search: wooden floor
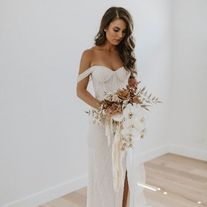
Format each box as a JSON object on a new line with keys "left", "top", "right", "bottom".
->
{"left": 39, "top": 153, "right": 207, "bottom": 207}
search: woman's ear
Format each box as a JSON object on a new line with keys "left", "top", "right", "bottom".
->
{"left": 104, "top": 25, "right": 109, "bottom": 32}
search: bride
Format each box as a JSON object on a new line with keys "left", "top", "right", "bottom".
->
{"left": 76, "top": 6, "right": 147, "bottom": 207}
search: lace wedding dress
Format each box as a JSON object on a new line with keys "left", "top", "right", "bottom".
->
{"left": 77, "top": 65, "right": 147, "bottom": 207}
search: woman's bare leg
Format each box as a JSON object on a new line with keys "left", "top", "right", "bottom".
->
{"left": 122, "top": 170, "right": 129, "bottom": 207}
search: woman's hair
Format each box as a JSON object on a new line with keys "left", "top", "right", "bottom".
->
{"left": 94, "top": 7, "right": 136, "bottom": 74}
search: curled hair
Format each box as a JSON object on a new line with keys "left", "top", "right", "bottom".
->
{"left": 94, "top": 7, "right": 137, "bottom": 75}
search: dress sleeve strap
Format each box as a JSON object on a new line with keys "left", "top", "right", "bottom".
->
{"left": 77, "top": 67, "right": 94, "bottom": 83}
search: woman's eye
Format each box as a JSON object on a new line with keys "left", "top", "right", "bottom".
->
{"left": 114, "top": 29, "right": 126, "bottom": 35}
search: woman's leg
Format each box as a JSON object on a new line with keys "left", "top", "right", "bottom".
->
{"left": 122, "top": 170, "right": 129, "bottom": 207}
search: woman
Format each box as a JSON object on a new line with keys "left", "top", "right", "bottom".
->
{"left": 76, "top": 7, "right": 146, "bottom": 207}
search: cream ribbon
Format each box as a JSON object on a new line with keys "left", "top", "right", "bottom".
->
{"left": 104, "top": 118, "right": 126, "bottom": 192}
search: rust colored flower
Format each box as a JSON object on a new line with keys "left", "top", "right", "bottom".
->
{"left": 116, "top": 88, "right": 130, "bottom": 100}
{"left": 106, "top": 102, "right": 122, "bottom": 115}
{"left": 132, "top": 96, "right": 142, "bottom": 104}
{"left": 128, "top": 77, "right": 138, "bottom": 89}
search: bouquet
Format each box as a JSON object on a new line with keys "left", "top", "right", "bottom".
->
{"left": 86, "top": 75, "right": 162, "bottom": 191}
{"left": 87, "top": 76, "right": 162, "bottom": 151}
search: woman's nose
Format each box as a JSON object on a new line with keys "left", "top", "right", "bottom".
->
{"left": 118, "top": 32, "right": 123, "bottom": 39}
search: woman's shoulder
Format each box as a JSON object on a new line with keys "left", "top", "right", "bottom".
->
{"left": 81, "top": 47, "right": 95, "bottom": 60}
{"left": 80, "top": 46, "right": 100, "bottom": 66}
{"left": 81, "top": 47, "right": 94, "bottom": 57}
{"left": 79, "top": 48, "right": 95, "bottom": 73}
{"left": 90, "top": 45, "right": 104, "bottom": 52}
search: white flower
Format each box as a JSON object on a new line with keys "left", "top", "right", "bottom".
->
{"left": 119, "top": 103, "right": 146, "bottom": 143}
{"left": 111, "top": 113, "right": 124, "bottom": 122}
{"left": 121, "top": 127, "right": 138, "bottom": 137}
{"left": 122, "top": 116, "right": 145, "bottom": 132}
{"left": 134, "top": 104, "right": 145, "bottom": 116}
{"left": 123, "top": 104, "right": 136, "bottom": 119}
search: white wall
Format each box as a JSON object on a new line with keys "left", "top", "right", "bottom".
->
{"left": 132, "top": 0, "right": 172, "bottom": 158}
{"left": 0, "top": 0, "right": 178, "bottom": 206}
{"left": 0, "top": 1, "right": 94, "bottom": 206}
{"left": 169, "top": 0, "right": 207, "bottom": 158}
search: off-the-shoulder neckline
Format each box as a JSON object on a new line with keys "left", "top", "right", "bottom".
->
{"left": 87, "top": 65, "right": 125, "bottom": 72}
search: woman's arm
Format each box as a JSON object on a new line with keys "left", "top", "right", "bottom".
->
{"left": 76, "top": 49, "right": 102, "bottom": 110}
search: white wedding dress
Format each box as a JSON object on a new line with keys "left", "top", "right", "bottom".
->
{"left": 77, "top": 65, "right": 147, "bottom": 207}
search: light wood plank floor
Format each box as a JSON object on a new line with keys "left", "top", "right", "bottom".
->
{"left": 39, "top": 153, "right": 207, "bottom": 207}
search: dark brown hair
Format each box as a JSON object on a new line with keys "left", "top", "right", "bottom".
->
{"left": 94, "top": 7, "right": 137, "bottom": 75}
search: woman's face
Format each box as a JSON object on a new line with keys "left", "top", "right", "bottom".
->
{"left": 104, "top": 19, "right": 127, "bottom": 45}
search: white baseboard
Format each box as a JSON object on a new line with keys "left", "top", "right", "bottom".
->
{"left": 135, "top": 144, "right": 207, "bottom": 163}
{"left": 134, "top": 145, "right": 170, "bottom": 163}
{"left": 168, "top": 144, "right": 207, "bottom": 161}
{"left": 3, "top": 175, "right": 87, "bottom": 207}
{"left": 3, "top": 144, "right": 206, "bottom": 207}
